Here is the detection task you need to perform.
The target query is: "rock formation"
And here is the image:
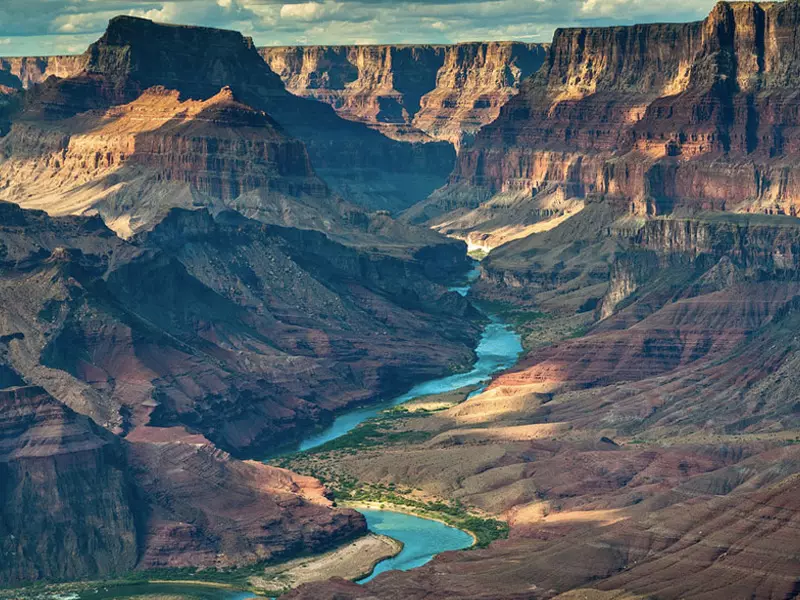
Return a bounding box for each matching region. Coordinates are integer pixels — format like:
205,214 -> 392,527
0,17 -> 456,214
0,201 -> 478,456
261,42 -> 548,148
413,0 -> 800,238
0,197 -> 476,585
0,384 -> 367,586
0,55 -> 87,89
0,385 -> 139,585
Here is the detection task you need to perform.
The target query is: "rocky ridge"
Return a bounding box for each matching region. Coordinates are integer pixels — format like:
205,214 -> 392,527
412,0 -> 800,242
0,17 -> 456,215
260,42 -> 548,148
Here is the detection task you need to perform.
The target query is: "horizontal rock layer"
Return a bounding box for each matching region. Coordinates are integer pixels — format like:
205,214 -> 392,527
260,42 -> 548,148
424,0 -> 800,230
1,16 -> 456,214
0,55 -> 87,90
0,385 -> 367,585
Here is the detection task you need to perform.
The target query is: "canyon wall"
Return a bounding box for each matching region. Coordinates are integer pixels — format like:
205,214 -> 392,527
0,17 -> 457,214
422,0 -> 800,229
0,384 -> 367,585
260,42 -> 548,148
0,55 -> 87,89
0,385 -> 139,585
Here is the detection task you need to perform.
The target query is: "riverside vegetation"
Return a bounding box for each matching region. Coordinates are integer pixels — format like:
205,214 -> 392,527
273,404 -> 510,548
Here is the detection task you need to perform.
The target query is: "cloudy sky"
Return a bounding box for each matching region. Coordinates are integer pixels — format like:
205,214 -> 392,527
1,0 -> 718,56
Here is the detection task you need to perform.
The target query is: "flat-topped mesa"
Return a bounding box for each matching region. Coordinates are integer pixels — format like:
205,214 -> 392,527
436,0 -> 800,223
84,15 -> 284,103
260,42 -> 548,148
7,16 -> 457,214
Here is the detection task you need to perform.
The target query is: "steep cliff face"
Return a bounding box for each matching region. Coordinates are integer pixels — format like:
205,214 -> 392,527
0,55 -> 87,89
0,385 -> 139,585
260,42 -> 548,148
0,17 -> 455,214
424,1 -> 800,236
0,384 -> 367,585
414,42 -> 549,148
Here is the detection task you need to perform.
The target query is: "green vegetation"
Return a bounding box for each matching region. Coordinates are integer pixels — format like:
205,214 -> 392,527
474,298 -> 549,328
0,568 -> 280,600
468,248 -> 488,260
338,482 -> 508,548
272,401 -> 510,551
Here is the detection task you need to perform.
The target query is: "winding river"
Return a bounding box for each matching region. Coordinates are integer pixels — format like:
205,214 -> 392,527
296,264 -> 522,584
356,510 -> 475,583
74,266 -> 521,599
298,266 -> 522,452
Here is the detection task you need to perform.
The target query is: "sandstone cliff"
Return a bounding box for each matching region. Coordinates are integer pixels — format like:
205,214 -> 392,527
0,17 -> 456,215
418,0 -> 800,236
261,42 -> 548,148
0,55 -> 87,89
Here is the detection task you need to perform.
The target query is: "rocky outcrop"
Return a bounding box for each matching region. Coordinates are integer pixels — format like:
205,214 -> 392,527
0,385 -> 139,585
129,442 -> 366,569
261,42 -> 548,148
422,1 -> 800,235
0,384 -> 367,585
0,55 -> 87,90
1,16 -> 455,214
0,85 -> 330,237
414,43 -> 549,148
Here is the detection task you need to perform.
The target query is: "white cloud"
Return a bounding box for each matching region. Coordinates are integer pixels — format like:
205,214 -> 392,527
0,0 -> 719,56
280,2 -> 344,22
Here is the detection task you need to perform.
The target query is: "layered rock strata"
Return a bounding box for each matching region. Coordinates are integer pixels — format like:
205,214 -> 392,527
0,55 -> 87,90
0,385 -> 367,585
0,17 -> 455,214
260,42 -> 548,148
416,0 -> 800,239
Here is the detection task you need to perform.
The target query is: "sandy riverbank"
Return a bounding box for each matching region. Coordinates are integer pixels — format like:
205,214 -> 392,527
250,533 -> 402,594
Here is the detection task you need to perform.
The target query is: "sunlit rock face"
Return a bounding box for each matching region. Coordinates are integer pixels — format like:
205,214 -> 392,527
260,42 -> 548,149
0,16 -> 457,215
0,55 -> 87,90
421,1 -> 800,226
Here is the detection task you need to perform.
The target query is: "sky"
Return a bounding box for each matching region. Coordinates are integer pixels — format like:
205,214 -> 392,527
0,0 -> 719,56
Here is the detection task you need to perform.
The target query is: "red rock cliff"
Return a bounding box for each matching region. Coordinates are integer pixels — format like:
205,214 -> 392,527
260,42 -> 548,148
438,0 -> 800,219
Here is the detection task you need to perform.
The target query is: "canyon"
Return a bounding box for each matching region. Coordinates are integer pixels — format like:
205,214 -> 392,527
260,42 -> 548,148
2,2 -> 800,598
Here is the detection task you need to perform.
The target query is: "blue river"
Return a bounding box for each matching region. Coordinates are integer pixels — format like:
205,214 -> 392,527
73,266 -> 520,598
